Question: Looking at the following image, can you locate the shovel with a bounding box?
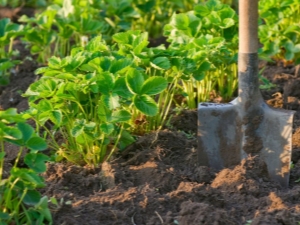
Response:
[197,0,295,187]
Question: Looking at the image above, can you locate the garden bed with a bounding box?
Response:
[2,40,300,225]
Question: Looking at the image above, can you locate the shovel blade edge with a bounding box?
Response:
[258,104,294,187]
[198,101,294,187]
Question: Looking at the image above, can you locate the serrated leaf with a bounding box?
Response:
[193,72,206,81]
[26,137,47,151]
[294,44,300,53]
[151,57,171,70]
[48,56,62,69]
[100,123,114,135]
[110,58,132,74]
[50,110,62,125]
[114,76,133,98]
[35,196,52,221]
[133,95,158,116]
[126,69,144,94]
[17,122,34,142]
[97,103,111,122]
[198,61,211,71]
[140,77,167,95]
[110,110,131,122]
[23,190,42,206]
[101,93,120,110]
[113,32,129,45]
[35,67,53,75]
[220,18,235,29]
[3,127,22,140]
[97,72,115,95]
[194,5,210,17]
[175,13,189,30]
[24,153,49,173]
[71,124,84,137]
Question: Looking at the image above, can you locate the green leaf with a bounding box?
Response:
[26,137,47,151]
[35,196,52,221]
[0,61,15,71]
[0,212,10,220]
[133,32,149,54]
[285,51,294,61]
[17,122,34,142]
[119,130,135,149]
[195,5,210,17]
[23,190,41,206]
[114,76,133,98]
[113,32,129,44]
[284,40,294,53]
[220,18,235,29]
[140,77,167,95]
[86,36,108,51]
[151,57,171,70]
[50,110,62,125]
[11,168,45,187]
[175,13,189,30]
[3,126,22,140]
[56,93,77,102]
[71,124,84,137]
[24,153,49,173]
[97,72,115,95]
[110,110,131,122]
[133,95,158,116]
[48,56,62,69]
[100,123,114,135]
[126,69,144,94]
[97,103,110,122]
[198,61,211,71]
[35,67,53,75]
[193,72,206,81]
[101,93,120,110]
[294,44,300,53]
[0,18,10,37]
[110,58,132,74]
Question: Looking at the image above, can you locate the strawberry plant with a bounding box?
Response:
[0,18,23,85]
[0,108,51,225]
[111,30,204,131]
[259,0,300,65]
[19,9,57,64]
[164,0,238,106]
[24,35,168,165]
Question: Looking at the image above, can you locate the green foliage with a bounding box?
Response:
[0,108,51,225]
[23,34,168,165]
[0,18,23,85]
[259,0,300,64]
[164,0,238,106]
[0,0,49,7]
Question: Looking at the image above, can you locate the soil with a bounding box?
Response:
[2,40,300,225]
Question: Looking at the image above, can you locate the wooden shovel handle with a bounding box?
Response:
[239,0,258,53]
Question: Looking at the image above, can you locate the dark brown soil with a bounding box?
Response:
[2,42,300,225]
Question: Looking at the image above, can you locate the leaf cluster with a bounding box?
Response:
[259,0,300,64]
[164,0,238,103]
[23,33,169,165]
[0,108,51,225]
[0,18,23,85]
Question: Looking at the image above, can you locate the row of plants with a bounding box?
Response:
[1,0,300,223]
[0,109,52,224]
